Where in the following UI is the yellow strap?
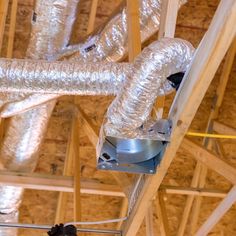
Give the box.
[186,132,236,139]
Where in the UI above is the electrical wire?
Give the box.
[64,216,128,227]
[0,222,122,235]
[186,132,236,139]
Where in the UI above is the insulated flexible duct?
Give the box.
[0,0,79,235]
[0,0,188,117]
[53,0,187,62]
[0,38,194,134]
[105,38,194,139]
[0,38,194,98]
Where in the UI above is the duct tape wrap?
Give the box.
[27,0,80,60]
[104,38,195,139]
[53,0,187,62]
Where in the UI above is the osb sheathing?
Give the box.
[1,0,236,235]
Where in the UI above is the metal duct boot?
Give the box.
[97,119,171,174]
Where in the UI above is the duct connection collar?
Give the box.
[97,119,172,174]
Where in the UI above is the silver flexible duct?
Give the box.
[0,59,129,95]
[53,0,187,62]
[27,0,80,60]
[0,0,188,118]
[104,38,194,138]
[0,0,79,234]
[0,38,193,98]
[0,38,194,126]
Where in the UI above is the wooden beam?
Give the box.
[155,192,170,236]
[184,35,236,236]
[177,162,202,236]
[55,117,74,223]
[122,1,236,234]
[87,0,99,35]
[213,120,236,136]
[126,0,141,61]
[145,205,155,236]
[158,0,179,39]
[212,37,236,118]
[6,0,17,58]
[117,198,129,230]
[153,0,179,118]
[182,138,236,185]
[77,105,98,147]
[195,186,236,236]
[0,0,9,54]
[0,170,125,197]
[72,114,81,221]
[161,185,227,198]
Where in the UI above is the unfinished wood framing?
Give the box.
[213,120,236,136]
[155,192,170,236]
[72,114,81,221]
[195,186,236,236]
[0,0,235,235]
[6,0,17,58]
[0,0,9,54]
[183,36,236,236]
[158,0,179,39]
[87,0,99,35]
[122,1,236,234]
[126,0,141,61]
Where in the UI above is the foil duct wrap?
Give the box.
[53,0,187,62]
[104,38,195,139]
[0,42,184,99]
[0,102,55,236]
[0,94,60,118]
[0,59,129,96]
[0,0,188,117]
[27,0,80,60]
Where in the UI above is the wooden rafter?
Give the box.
[195,186,236,236]
[162,185,228,198]
[72,113,81,221]
[182,138,236,185]
[6,0,17,58]
[0,0,9,54]
[158,0,179,39]
[145,205,155,236]
[122,1,236,235]
[155,192,170,236]
[87,0,99,35]
[213,120,236,136]
[55,113,77,223]
[0,170,125,196]
[180,37,236,236]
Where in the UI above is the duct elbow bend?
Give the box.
[104,37,195,140]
